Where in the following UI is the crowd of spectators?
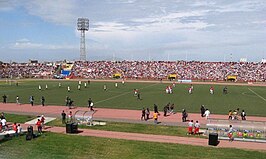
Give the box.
[73,61,265,82]
[0,62,57,79]
[0,60,265,82]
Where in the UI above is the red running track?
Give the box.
[1,103,266,126]
[1,103,266,151]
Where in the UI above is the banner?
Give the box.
[113,73,121,79]
[168,74,177,79]
[62,63,74,71]
[227,75,237,80]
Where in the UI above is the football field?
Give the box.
[0,80,265,116]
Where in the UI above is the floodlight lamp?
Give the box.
[77,18,89,31]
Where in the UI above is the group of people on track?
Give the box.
[228,108,247,120]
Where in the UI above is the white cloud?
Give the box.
[16,38,31,42]
[252,20,266,24]
[215,1,265,13]
[23,0,76,25]
[14,40,43,49]
[12,39,77,50]
[190,1,216,7]
[107,0,136,4]
[93,22,131,32]
[1,0,266,62]
[132,10,208,23]
[0,0,20,11]
[129,10,213,32]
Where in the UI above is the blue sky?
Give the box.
[0,0,265,62]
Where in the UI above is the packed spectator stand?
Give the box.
[0,62,57,79]
[0,60,265,82]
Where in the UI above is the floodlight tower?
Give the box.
[77,18,89,61]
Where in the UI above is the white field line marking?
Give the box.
[248,88,266,102]
[95,83,159,104]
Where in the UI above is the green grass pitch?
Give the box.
[0,80,265,116]
[1,132,265,159]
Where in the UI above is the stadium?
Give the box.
[0,1,266,159]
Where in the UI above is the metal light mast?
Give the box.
[77,18,89,61]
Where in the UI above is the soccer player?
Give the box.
[1,117,7,131]
[40,115,45,129]
[223,86,228,94]
[228,110,233,120]
[67,86,70,92]
[190,84,194,90]
[188,120,194,135]
[16,96,20,105]
[153,112,158,124]
[210,86,214,94]
[169,86,173,94]
[172,81,176,87]
[204,109,210,119]
[61,110,66,124]
[228,125,234,142]
[41,96,45,106]
[2,94,7,103]
[115,82,118,88]
[141,108,145,120]
[137,92,141,100]
[68,111,73,122]
[194,121,200,135]
[165,86,169,94]
[17,124,22,135]
[12,122,18,136]
[29,96,34,106]
[169,104,175,114]
[163,105,168,116]
[103,84,107,91]
[65,96,70,106]
[88,98,93,111]
[153,104,159,113]
[38,85,42,91]
[241,110,246,120]
[145,108,150,120]
[182,109,188,122]
[188,87,192,94]
[200,105,205,117]
[36,119,42,134]
[134,89,138,96]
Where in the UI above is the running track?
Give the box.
[1,103,266,151]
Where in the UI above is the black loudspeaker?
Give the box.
[26,126,34,141]
[209,133,218,146]
[72,123,78,133]
[66,123,78,133]
[26,133,32,140]
[66,123,72,133]
[27,126,33,135]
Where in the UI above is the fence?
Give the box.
[73,110,96,126]
[206,118,266,141]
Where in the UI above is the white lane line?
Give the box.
[95,83,159,104]
[248,88,266,102]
